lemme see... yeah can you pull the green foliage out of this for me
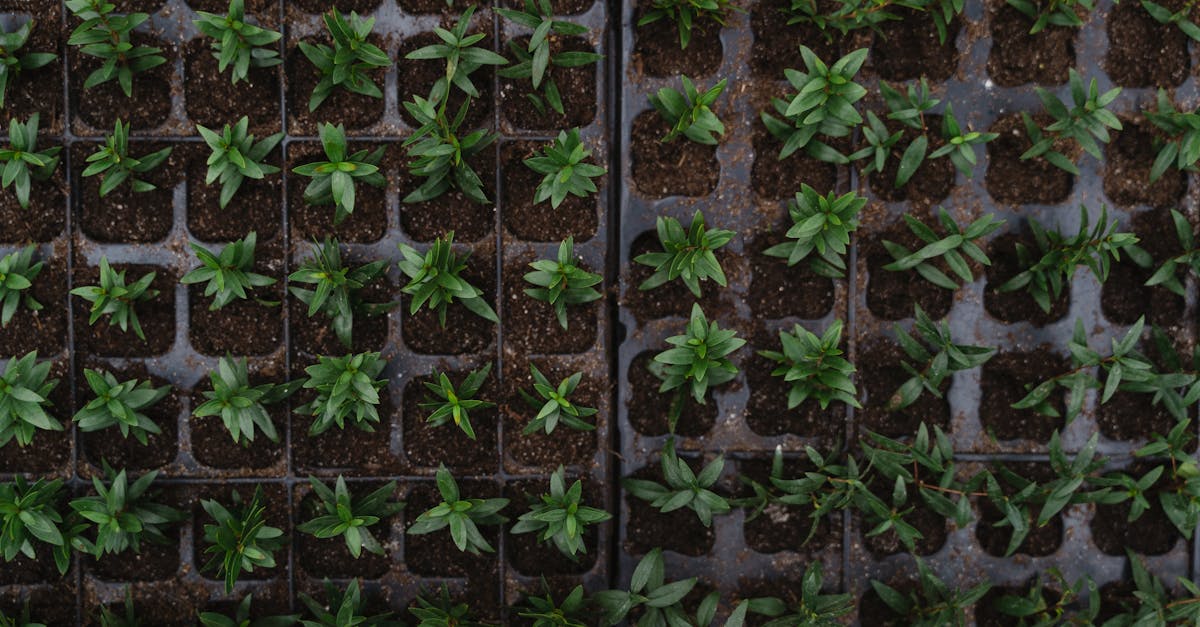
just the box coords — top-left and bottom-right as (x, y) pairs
(0, 351), (60, 448)
(759, 319), (860, 411)
(1143, 210), (1200, 297)
(298, 477), (402, 558)
(883, 209), (1004, 290)
(1146, 88), (1200, 182)
(404, 6), (507, 105)
(1132, 420), (1200, 539)
(193, 0), (282, 84)
(296, 352), (388, 437)
(634, 210), (734, 297)
(407, 465), (509, 555)
(402, 96), (497, 204)
(293, 123), (385, 224)
(623, 438), (730, 527)
(70, 257), (159, 341)
(0, 114), (61, 209)
(518, 364), (597, 435)
(194, 356), (299, 445)
(647, 76), (727, 144)
(890, 305), (995, 410)
(198, 594), (299, 627)
(0, 601), (45, 627)
(66, 0), (166, 97)
(97, 588), (141, 627)
(288, 238), (394, 349)
(420, 363), (494, 441)
(0, 245), (44, 327)
(1142, 0), (1200, 41)
(992, 570), (1098, 626)
(763, 185), (862, 278)
(870, 559), (991, 626)
(1021, 70), (1121, 174)
(1104, 550), (1200, 625)
(196, 117), (283, 208)
(82, 120), (172, 196)
(0, 21), (55, 109)
(523, 237), (602, 330)
(592, 547), (697, 626)
(761, 47), (868, 164)
(70, 464), (181, 558)
(525, 128), (606, 208)
(1006, 0), (1092, 32)
(73, 368), (169, 445)
(785, 0), (964, 43)
(397, 232), (498, 326)
(0, 476), (74, 575)
(201, 486), (285, 593)
(761, 562), (854, 627)
(497, 0), (602, 116)
(409, 586), (486, 627)
(299, 579), (400, 627)
(651, 303), (745, 413)
(511, 466), (610, 559)
(181, 232), (277, 310)
(518, 582), (588, 627)
(636, 0), (739, 48)
(299, 9), (390, 112)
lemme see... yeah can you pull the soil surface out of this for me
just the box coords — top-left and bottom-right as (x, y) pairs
(979, 349), (1068, 442)
(630, 111), (720, 198)
(746, 232), (836, 320)
(500, 36), (599, 132)
(632, 9), (722, 78)
(1105, 0), (1190, 87)
(626, 351), (717, 437)
(1100, 208), (1187, 327)
(501, 358), (602, 469)
(857, 339), (951, 437)
(734, 456), (841, 554)
(871, 9), (960, 81)
(1103, 120), (1188, 209)
(985, 114), (1074, 205)
(864, 116), (956, 208)
(286, 35), (387, 133)
(976, 463), (1064, 557)
(986, 3), (1075, 86)
(984, 231), (1071, 325)
(1091, 462), (1181, 556)
(402, 372), (500, 473)
(864, 218), (955, 321)
(502, 250), (600, 354)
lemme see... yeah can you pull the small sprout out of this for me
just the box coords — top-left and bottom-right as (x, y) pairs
(193, 0), (283, 84)
(181, 232), (277, 310)
(518, 581), (588, 627)
(97, 588), (140, 627)
(201, 486), (285, 593)
(0, 601), (45, 627)
(890, 305), (995, 410)
(0, 114), (61, 209)
(410, 585), (484, 627)
(518, 364), (597, 435)
(70, 257), (159, 341)
(523, 237), (602, 330)
(1021, 70), (1121, 174)
(624, 438), (730, 527)
(785, 0), (963, 43)
(296, 352), (388, 437)
(1135, 420), (1200, 539)
(82, 120), (173, 196)
(0, 245), (44, 327)
(420, 363), (494, 441)
(196, 117), (284, 208)
(288, 238), (394, 349)
(1142, 0), (1200, 42)
(1006, 0), (1092, 33)
(497, 0), (602, 115)
(1146, 89), (1200, 182)
(511, 466), (611, 559)
(293, 123), (385, 225)
(763, 185), (863, 278)
(66, 0), (166, 97)
(931, 104), (998, 178)
(298, 477), (403, 558)
(525, 128), (606, 208)
(761, 47), (868, 164)
(652, 303), (745, 413)
(299, 9), (390, 112)
(0, 21), (56, 109)
(69, 464), (182, 558)
(397, 232), (499, 326)
(992, 571), (1098, 625)
(637, 0), (739, 49)
(402, 96), (497, 204)
(193, 356), (299, 445)
(870, 559), (991, 626)
(1145, 208), (1200, 296)
(299, 579), (399, 627)
(198, 594), (300, 627)
(0, 351), (60, 448)
(883, 209), (1004, 290)
(760, 562), (854, 626)
(404, 6), (507, 105)
(634, 209), (735, 297)
(407, 465), (509, 555)
(0, 476), (72, 575)
(73, 368), (170, 445)
(648, 76), (727, 145)
(593, 548), (698, 626)
(760, 320), (860, 411)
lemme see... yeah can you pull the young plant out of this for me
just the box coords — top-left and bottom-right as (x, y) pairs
(0, 21), (55, 109)
(293, 123), (385, 225)
(299, 9), (390, 112)
(298, 477), (402, 558)
(763, 185), (863, 278)
(1006, 0), (1093, 33)
(593, 548), (698, 626)
(0, 601), (45, 627)
(1135, 420), (1200, 539)
(0, 351), (60, 448)
(870, 559), (991, 626)
(992, 571), (1099, 626)
(72, 368), (170, 444)
(518, 582), (588, 627)
(70, 257), (159, 341)
(889, 305), (995, 410)
(1142, 0), (1200, 42)
(497, 0), (602, 115)
(518, 364), (597, 435)
(193, 0), (283, 84)
(648, 76), (727, 144)
(1142, 210), (1200, 297)
(409, 586), (485, 627)
(651, 303), (745, 419)
(761, 47), (868, 164)
(288, 238), (394, 349)
(0, 476), (73, 575)
(97, 588), (141, 627)
(760, 562), (854, 627)
(299, 579), (399, 627)
(402, 95), (497, 204)
(198, 594), (299, 627)
(196, 117), (284, 208)
(420, 363), (494, 441)
(1104, 550), (1200, 625)
(525, 128), (606, 208)
(397, 232), (499, 326)
(1021, 69), (1121, 174)
(82, 120), (172, 196)
(69, 465), (181, 558)
(403, 6), (507, 105)
(0, 245), (44, 327)
(634, 210), (734, 297)
(623, 438), (730, 527)
(201, 486), (285, 593)
(1146, 89), (1200, 182)
(511, 466), (611, 559)
(296, 352), (388, 437)
(759, 319), (860, 411)
(194, 356), (299, 445)
(637, 0), (739, 49)
(784, 0), (963, 44)
(883, 209), (1004, 290)
(407, 465), (509, 555)
(181, 232), (276, 310)
(66, 0), (166, 97)
(523, 237), (602, 330)
(0, 114), (61, 209)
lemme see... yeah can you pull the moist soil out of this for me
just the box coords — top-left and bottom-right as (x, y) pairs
(397, 30), (495, 131)
(1097, 390), (1177, 442)
(1103, 120), (1187, 210)
(505, 479), (600, 576)
(631, 10), (722, 78)
(185, 138), (285, 244)
(501, 358), (601, 469)
(402, 373), (500, 473)
(976, 463), (1064, 557)
(500, 0), (592, 14)
(500, 36), (598, 132)
(985, 114), (1075, 205)
(403, 482), (502, 615)
(746, 231), (836, 320)
(84, 539), (180, 582)
(979, 349), (1068, 443)
(286, 141), (390, 244)
(623, 463), (715, 556)
(0, 169), (66, 243)
(984, 231), (1071, 325)
(986, 3), (1075, 86)
(69, 33), (174, 132)
(189, 391), (287, 471)
(398, 150), (498, 244)
(1100, 208), (1187, 327)
(857, 338), (951, 437)
(623, 231), (726, 321)
(1, 586), (77, 626)
(3, 1), (63, 131)
(1091, 463), (1180, 556)
(871, 9), (960, 81)
(744, 350), (844, 439)
(735, 457), (841, 554)
(626, 351), (717, 437)
(285, 36), (387, 133)
(751, 0), (841, 77)
(865, 116), (956, 208)
(0, 262), (67, 356)
(864, 218), (955, 321)
(1104, 0), (1190, 87)
(397, 0), (492, 16)
(189, 285), (285, 357)
(184, 38), (282, 136)
(72, 264), (177, 358)
(294, 488), (395, 579)
(501, 141), (599, 242)
(74, 142), (185, 244)
(502, 250), (600, 355)
(292, 0), (383, 13)
(77, 364), (180, 471)
(751, 125), (840, 199)
(630, 111), (720, 198)
(857, 581), (919, 626)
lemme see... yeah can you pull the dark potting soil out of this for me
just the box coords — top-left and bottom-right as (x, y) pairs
(631, 11), (722, 78)
(502, 250), (599, 355)
(287, 141), (390, 244)
(1091, 463), (1180, 556)
(984, 231), (1071, 325)
(979, 349), (1068, 443)
(398, 150), (498, 244)
(397, 0), (491, 15)
(84, 539), (180, 582)
(501, 141), (599, 242)
(623, 231), (726, 321)
(864, 499), (948, 557)
(190, 0), (280, 15)
(70, 33), (173, 132)
(857, 581), (916, 627)
(72, 264), (177, 358)
(0, 262), (67, 356)
(403, 482), (503, 614)
(292, 0), (383, 13)
(626, 351), (717, 437)
(751, 125), (840, 200)
(1097, 390), (1177, 442)
(0, 546), (59, 584)
(744, 350), (844, 440)
(397, 30), (495, 131)
(1104, 0), (1190, 88)
(285, 38), (386, 134)
(864, 218), (955, 321)
(746, 232), (835, 320)
(500, 36), (599, 132)
(986, 3), (1075, 86)
(402, 373), (499, 473)
(186, 144), (284, 243)
(871, 9), (959, 81)
(289, 356), (397, 474)
(865, 116), (956, 208)
(1, 586), (77, 626)
(184, 38), (282, 136)
(750, 0), (841, 78)
(1100, 208), (1187, 327)
(1097, 582), (1139, 626)
(74, 141), (185, 244)
(189, 392), (286, 471)
(505, 479), (600, 576)
(0, 168), (66, 243)
(189, 286), (285, 357)
(294, 489), (394, 578)
(630, 111), (719, 198)
(857, 338), (951, 437)
(985, 114), (1075, 205)
(1103, 120), (1187, 210)
(501, 358), (601, 469)
(976, 463), (1064, 557)
(78, 365), (180, 471)
(623, 463), (715, 556)
(735, 457), (841, 554)
(2, 1), (62, 130)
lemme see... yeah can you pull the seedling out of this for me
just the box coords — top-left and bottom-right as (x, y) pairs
(883, 209), (1004, 290)
(784, 0), (963, 44)
(0, 21), (55, 108)
(1107, 551), (1200, 624)
(497, 0), (601, 115)
(761, 47), (868, 164)
(518, 582), (588, 627)
(592, 548), (697, 625)
(648, 76), (727, 144)
(289, 238), (394, 349)
(624, 438), (730, 527)
(1021, 70), (1121, 174)
(299, 9), (390, 112)
(0, 476), (73, 575)
(1144, 210), (1200, 297)
(0, 351), (60, 448)
(402, 95), (496, 204)
(763, 186), (863, 278)
(70, 257), (158, 341)
(404, 6), (507, 105)
(73, 368), (170, 444)
(70, 464), (181, 558)
(196, 117), (284, 208)
(198, 594), (299, 627)
(298, 476), (402, 558)
(293, 123), (385, 224)
(1146, 89), (1200, 182)
(193, 356), (299, 445)
(97, 588), (141, 627)
(1142, 0), (1200, 41)
(760, 562), (854, 626)
(1135, 420), (1200, 539)
(0, 601), (44, 627)
(637, 0), (739, 49)
(193, 0), (283, 84)
(420, 363), (494, 441)
(890, 305), (995, 410)
(409, 586), (485, 627)
(181, 233), (277, 310)
(407, 465), (509, 555)
(523, 237), (602, 330)
(651, 304), (745, 426)
(299, 579), (399, 627)
(518, 364), (597, 435)
(296, 352), (388, 436)
(201, 486), (285, 593)
(870, 559), (991, 626)
(760, 319), (860, 411)
(0, 245), (44, 327)
(525, 128), (606, 208)
(0, 114), (61, 209)
(82, 120), (172, 196)
(634, 210), (734, 297)
(66, 0), (166, 96)
(1007, 0), (1092, 32)
(511, 466), (611, 559)
(992, 570), (1098, 625)
(397, 232), (499, 326)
